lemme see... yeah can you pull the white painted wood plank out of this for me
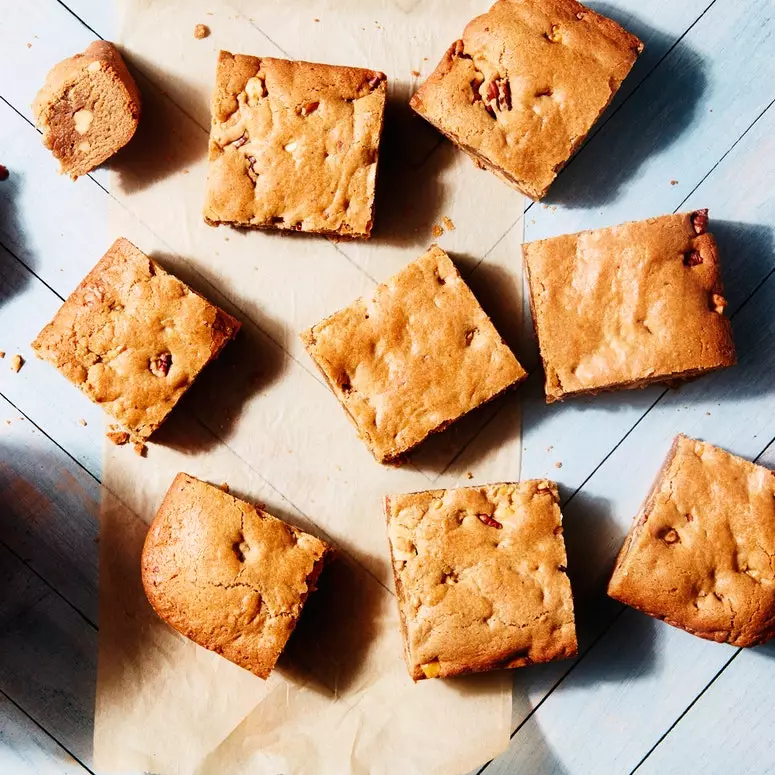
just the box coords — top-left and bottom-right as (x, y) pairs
(0, 692), (91, 775)
(485, 256), (775, 773)
(0, 243), (105, 480)
(0, 394), (100, 623)
(0, 544), (98, 769)
(637, 645), (775, 774)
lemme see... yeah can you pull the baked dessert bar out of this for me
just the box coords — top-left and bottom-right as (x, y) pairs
(609, 435), (775, 647)
(33, 41), (141, 179)
(142, 473), (331, 678)
(409, 0), (643, 200)
(524, 210), (736, 402)
(32, 238), (240, 442)
(204, 51), (387, 238)
(385, 481), (577, 680)
(301, 245), (527, 463)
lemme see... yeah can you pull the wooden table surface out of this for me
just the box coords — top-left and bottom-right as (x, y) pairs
(1, 1), (774, 773)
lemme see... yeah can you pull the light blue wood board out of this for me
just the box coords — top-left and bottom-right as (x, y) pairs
(2, 0), (775, 773)
(0, 692), (90, 775)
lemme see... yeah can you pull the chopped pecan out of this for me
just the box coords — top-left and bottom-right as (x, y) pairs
(231, 132), (248, 148)
(691, 209), (709, 235)
(367, 73), (386, 90)
(660, 528), (680, 544)
(683, 250), (703, 267)
(485, 76), (511, 115)
(298, 101), (320, 116)
(477, 513), (503, 529)
(150, 352), (172, 377)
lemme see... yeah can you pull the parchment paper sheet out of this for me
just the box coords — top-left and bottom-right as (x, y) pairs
(94, 1), (526, 773)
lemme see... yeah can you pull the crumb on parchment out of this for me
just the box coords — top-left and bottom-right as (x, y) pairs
(10, 354), (23, 372)
(219, 482), (230, 493)
(78, 418), (87, 427)
(134, 442), (147, 457)
(107, 429), (130, 446)
(194, 23), (210, 39)
(555, 461), (563, 469)
(442, 216), (455, 231)
(432, 224), (444, 238)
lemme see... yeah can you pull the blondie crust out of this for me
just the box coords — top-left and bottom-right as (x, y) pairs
(33, 41), (141, 179)
(142, 474), (331, 679)
(204, 51), (387, 237)
(409, 0), (642, 200)
(32, 238), (240, 441)
(524, 210), (736, 402)
(609, 436), (775, 647)
(301, 246), (527, 463)
(385, 481), (577, 680)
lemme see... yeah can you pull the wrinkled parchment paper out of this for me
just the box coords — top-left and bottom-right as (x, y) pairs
(94, 1), (526, 773)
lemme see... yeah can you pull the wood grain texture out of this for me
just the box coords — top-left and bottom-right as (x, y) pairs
(0, 692), (90, 775)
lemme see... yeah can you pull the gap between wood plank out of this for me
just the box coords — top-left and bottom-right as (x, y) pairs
(1, 0), (771, 708)
(2, 1), (766, 766)
(0, 686), (95, 775)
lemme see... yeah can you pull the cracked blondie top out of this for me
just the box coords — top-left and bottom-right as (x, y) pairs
(141, 473), (331, 679)
(385, 481), (577, 680)
(524, 210), (736, 402)
(301, 246), (527, 463)
(609, 436), (775, 647)
(32, 238), (240, 440)
(204, 51), (387, 237)
(410, 0), (643, 199)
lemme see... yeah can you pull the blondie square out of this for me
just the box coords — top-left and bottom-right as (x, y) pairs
(301, 246), (527, 463)
(33, 41), (141, 180)
(524, 210), (736, 402)
(32, 238), (240, 441)
(142, 474), (331, 679)
(609, 436), (775, 647)
(204, 51), (387, 238)
(385, 481), (577, 680)
(409, 0), (643, 200)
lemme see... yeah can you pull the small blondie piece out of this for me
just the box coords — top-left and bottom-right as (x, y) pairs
(301, 246), (526, 463)
(32, 238), (240, 442)
(204, 51), (387, 238)
(142, 474), (331, 679)
(524, 210), (736, 402)
(385, 481), (577, 680)
(410, 0), (642, 199)
(33, 41), (141, 179)
(609, 436), (775, 647)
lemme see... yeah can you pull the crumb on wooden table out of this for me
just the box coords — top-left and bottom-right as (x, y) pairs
(0, 165), (8, 181)
(432, 224), (444, 238)
(10, 354), (23, 373)
(194, 23), (210, 39)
